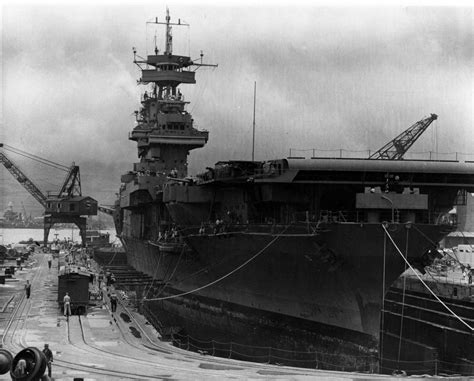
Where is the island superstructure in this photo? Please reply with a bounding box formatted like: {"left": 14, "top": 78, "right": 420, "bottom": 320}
{"left": 116, "top": 11, "right": 215, "bottom": 240}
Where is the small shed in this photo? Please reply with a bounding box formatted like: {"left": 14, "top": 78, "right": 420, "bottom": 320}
{"left": 58, "top": 266, "right": 91, "bottom": 315}
{"left": 443, "top": 231, "right": 474, "bottom": 249}
{"left": 453, "top": 244, "right": 474, "bottom": 267}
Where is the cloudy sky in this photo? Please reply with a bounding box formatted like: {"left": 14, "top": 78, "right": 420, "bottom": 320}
{"left": 0, "top": 2, "right": 472, "bottom": 217}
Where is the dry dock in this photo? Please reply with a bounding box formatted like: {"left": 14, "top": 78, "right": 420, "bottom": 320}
{"left": 0, "top": 250, "right": 471, "bottom": 380}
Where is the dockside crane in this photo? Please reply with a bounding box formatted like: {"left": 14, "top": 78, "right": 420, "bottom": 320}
{"left": 368, "top": 113, "right": 438, "bottom": 160}
{"left": 0, "top": 143, "right": 98, "bottom": 246}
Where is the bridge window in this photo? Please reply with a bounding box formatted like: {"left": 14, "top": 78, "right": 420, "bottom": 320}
{"left": 69, "top": 204, "right": 76, "bottom": 212}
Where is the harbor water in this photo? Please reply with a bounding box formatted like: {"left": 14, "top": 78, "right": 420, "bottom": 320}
{"left": 0, "top": 228, "right": 119, "bottom": 246}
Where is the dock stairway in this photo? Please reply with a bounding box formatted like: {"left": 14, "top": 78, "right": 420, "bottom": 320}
{"left": 102, "top": 265, "right": 160, "bottom": 288}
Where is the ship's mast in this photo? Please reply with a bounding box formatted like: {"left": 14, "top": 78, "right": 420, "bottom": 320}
{"left": 252, "top": 82, "right": 256, "bottom": 162}
{"left": 165, "top": 8, "right": 172, "bottom": 55}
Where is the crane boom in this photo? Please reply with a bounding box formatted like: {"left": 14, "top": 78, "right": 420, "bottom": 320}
{"left": 368, "top": 113, "right": 438, "bottom": 160}
{"left": 0, "top": 143, "right": 98, "bottom": 247}
{"left": 98, "top": 205, "right": 115, "bottom": 216}
{"left": 0, "top": 144, "right": 48, "bottom": 206}
{"left": 58, "top": 165, "right": 82, "bottom": 198}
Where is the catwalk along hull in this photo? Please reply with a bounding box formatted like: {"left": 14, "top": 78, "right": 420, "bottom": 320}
{"left": 121, "top": 221, "right": 448, "bottom": 369}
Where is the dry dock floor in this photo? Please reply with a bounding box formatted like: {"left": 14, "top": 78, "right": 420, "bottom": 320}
{"left": 0, "top": 251, "right": 471, "bottom": 380}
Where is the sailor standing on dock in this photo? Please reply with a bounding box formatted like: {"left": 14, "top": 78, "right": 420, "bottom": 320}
{"left": 24, "top": 280, "right": 31, "bottom": 299}
{"left": 110, "top": 291, "right": 118, "bottom": 312}
{"left": 47, "top": 254, "right": 53, "bottom": 270}
{"left": 42, "top": 343, "right": 54, "bottom": 378}
{"left": 63, "top": 292, "right": 72, "bottom": 317}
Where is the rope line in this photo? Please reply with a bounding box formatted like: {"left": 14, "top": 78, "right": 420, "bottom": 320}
{"left": 171, "top": 331, "right": 375, "bottom": 358}
{"left": 423, "top": 267, "right": 443, "bottom": 295}
{"left": 139, "top": 300, "right": 470, "bottom": 374}
{"left": 144, "top": 225, "right": 290, "bottom": 301}
{"left": 143, "top": 246, "right": 164, "bottom": 300}
{"left": 156, "top": 244, "right": 186, "bottom": 298}
{"left": 106, "top": 247, "right": 119, "bottom": 266}
{"left": 396, "top": 227, "right": 409, "bottom": 367}
{"left": 411, "top": 224, "right": 438, "bottom": 247}
{"left": 382, "top": 225, "right": 474, "bottom": 331}
{"left": 171, "top": 329, "right": 474, "bottom": 373}
{"left": 2, "top": 144, "right": 69, "bottom": 171}
{"left": 380, "top": 230, "right": 387, "bottom": 364}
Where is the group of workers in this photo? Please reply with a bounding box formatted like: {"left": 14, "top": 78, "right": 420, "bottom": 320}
{"left": 158, "top": 226, "right": 179, "bottom": 242}
{"left": 17, "top": 244, "right": 121, "bottom": 379}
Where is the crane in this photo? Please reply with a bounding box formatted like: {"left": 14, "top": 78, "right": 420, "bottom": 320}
{"left": 0, "top": 143, "right": 98, "bottom": 246}
{"left": 368, "top": 113, "right": 438, "bottom": 160}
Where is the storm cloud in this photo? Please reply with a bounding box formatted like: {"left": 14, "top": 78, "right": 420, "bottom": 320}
{"left": 1, "top": 5, "right": 472, "bottom": 217}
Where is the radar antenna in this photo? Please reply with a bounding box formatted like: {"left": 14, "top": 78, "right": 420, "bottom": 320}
{"left": 368, "top": 113, "right": 438, "bottom": 160}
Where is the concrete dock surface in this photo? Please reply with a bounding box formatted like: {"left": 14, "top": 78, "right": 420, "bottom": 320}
{"left": 0, "top": 250, "right": 472, "bottom": 381}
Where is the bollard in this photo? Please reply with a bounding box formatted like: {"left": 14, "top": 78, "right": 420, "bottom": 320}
{"left": 0, "top": 349, "right": 13, "bottom": 375}
{"left": 10, "top": 347, "right": 47, "bottom": 380}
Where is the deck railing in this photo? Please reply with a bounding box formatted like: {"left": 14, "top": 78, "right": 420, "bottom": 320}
{"left": 288, "top": 148, "right": 474, "bottom": 162}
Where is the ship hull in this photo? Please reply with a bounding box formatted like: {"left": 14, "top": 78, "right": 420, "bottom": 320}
{"left": 121, "top": 221, "right": 448, "bottom": 370}
{"left": 144, "top": 286, "right": 378, "bottom": 370}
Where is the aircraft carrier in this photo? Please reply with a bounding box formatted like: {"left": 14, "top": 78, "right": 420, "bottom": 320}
{"left": 113, "top": 10, "right": 474, "bottom": 372}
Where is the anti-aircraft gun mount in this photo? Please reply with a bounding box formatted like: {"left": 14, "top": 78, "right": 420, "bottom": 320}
{"left": 0, "top": 143, "right": 98, "bottom": 246}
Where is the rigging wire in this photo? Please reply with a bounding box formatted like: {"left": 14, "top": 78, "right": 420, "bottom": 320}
{"left": 161, "top": 244, "right": 185, "bottom": 290}
{"left": 396, "top": 227, "right": 409, "bottom": 368}
{"left": 413, "top": 223, "right": 468, "bottom": 271}
{"left": 380, "top": 227, "right": 387, "bottom": 366}
{"left": 149, "top": 241, "right": 186, "bottom": 299}
{"left": 423, "top": 267, "right": 445, "bottom": 297}
{"left": 3, "top": 144, "right": 69, "bottom": 170}
{"left": 2, "top": 144, "right": 69, "bottom": 171}
{"left": 145, "top": 225, "right": 291, "bottom": 301}
{"left": 382, "top": 224, "right": 474, "bottom": 332}
{"left": 106, "top": 247, "right": 119, "bottom": 267}
{"left": 143, "top": 246, "right": 164, "bottom": 300}
{"left": 161, "top": 234, "right": 255, "bottom": 288}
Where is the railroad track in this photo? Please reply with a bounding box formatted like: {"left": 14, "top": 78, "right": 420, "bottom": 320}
{"left": 1, "top": 250, "right": 370, "bottom": 380}
{"left": 0, "top": 253, "right": 251, "bottom": 379}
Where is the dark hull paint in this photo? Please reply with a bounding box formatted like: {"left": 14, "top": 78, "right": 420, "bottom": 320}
{"left": 121, "top": 221, "right": 448, "bottom": 369}
{"left": 381, "top": 282, "right": 474, "bottom": 375}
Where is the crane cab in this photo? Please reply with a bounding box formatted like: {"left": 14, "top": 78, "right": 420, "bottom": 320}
{"left": 45, "top": 196, "right": 98, "bottom": 216}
